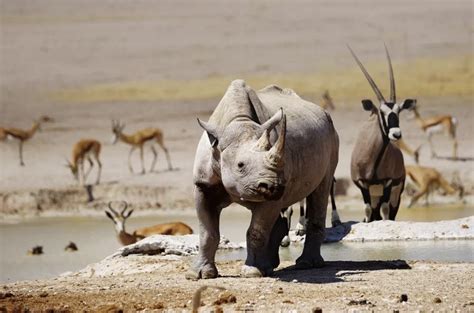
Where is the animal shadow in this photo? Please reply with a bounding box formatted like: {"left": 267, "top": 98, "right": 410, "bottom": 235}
{"left": 324, "top": 221, "right": 359, "bottom": 243}
{"left": 274, "top": 260, "right": 411, "bottom": 284}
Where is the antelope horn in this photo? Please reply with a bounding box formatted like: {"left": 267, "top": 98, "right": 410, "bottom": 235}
{"left": 347, "top": 45, "right": 386, "bottom": 103}
{"left": 266, "top": 113, "right": 286, "bottom": 168}
{"left": 384, "top": 42, "right": 396, "bottom": 103}
{"left": 107, "top": 201, "right": 119, "bottom": 217}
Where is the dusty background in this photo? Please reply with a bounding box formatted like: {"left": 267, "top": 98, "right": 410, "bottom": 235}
{"left": 0, "top": 0, "right": 473, "bottom": 311}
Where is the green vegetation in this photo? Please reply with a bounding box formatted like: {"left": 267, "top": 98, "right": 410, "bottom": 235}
{"left": 52, "top": 55, "right": 473, "bottom": 105}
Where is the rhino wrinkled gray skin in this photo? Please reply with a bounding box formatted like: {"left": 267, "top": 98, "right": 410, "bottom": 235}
{"left": 190, "top": 79, "right": 339, "bottom": 279}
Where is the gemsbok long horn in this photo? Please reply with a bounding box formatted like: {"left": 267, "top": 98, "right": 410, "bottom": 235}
{"left": 347, "top": 45, "right": 386, "bottom": 103}
{"left": 384, "top": 42, "right": 396, "bottom": 103}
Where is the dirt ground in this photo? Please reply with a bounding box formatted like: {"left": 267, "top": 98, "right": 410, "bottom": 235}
{"left": 1, "top": 0, "right": 473, "bottom": 311}
{"left": 1, "top": 257, "right": 473, "bottom": 312}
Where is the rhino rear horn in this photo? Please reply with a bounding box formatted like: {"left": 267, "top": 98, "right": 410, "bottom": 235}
{"left": 266, "top": 112, "right": 286, "bottom": 168}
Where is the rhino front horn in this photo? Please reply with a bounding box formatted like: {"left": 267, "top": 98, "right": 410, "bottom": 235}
{"left": 266, "top": 112, "right": 286, "bottom": 168}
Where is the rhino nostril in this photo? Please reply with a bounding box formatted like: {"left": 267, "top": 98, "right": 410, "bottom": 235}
{"left": 258, "top": 182, "right": 269, "bottom": 192}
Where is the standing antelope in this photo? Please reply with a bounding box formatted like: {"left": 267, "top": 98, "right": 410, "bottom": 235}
{"left": 349, "top": 45, "right": 415, "bottom": 222}
{"left": 0, "top": 120, "right": 42, "bottom": 166}
{"left": 65, "top": 139, "right": 102, "bottom": 185}
{"left": 320, "top": 90, "right": 335, "bottom": 110}
{"left": 405, "top": 165, "right": 462, "bottom": 207}
{"left": 395, "top": 139, "right": 420, "bottom": 164}
{"left": 111, "top": 120, "right": 173, "bottom": 174}
{"left": 411, "top": 106, "right": 458, "bottom": 159}
{"left": 105, "top": 201, "right": 193, "bottom": 246}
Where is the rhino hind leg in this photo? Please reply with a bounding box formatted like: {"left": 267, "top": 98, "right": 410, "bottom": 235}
{"left": 295, "top": 175, "right": 332, "bottom": 269}
{"left": 242, "top": 207, "right": 281, "bottom": 277}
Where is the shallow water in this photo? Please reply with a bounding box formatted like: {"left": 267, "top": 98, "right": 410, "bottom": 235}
{"left": 1, "top": 206, "right": 473, "bottom": 283}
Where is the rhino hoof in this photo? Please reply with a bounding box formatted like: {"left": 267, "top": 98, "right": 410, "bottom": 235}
{"left": 240, "top": 265, "right": 264, "bottom": 278}
{"left": 295, "top": 257, "right": 325, "bottom": 269}
{"left": 185, "top": 263, "right": 218, "bottom": 280}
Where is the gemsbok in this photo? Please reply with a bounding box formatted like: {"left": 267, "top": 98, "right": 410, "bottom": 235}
{"left": 349, "top": 45, "right": 415, "bottom": 222}
{"left": 411, "top": 106, "right": 458, "bottom": 159}
{"left": 405, "top": 165, "right": 463, "bottom": 207}
{"left": 111, "top": 120, "right": 173, "bottom": 174}
{"left": 65, "top": 139, "right": 102, "bottom": 185}
{"left": 0, "top": 120, "right": 42, "bottom": 166}
{"left": 105, "top": 201, "right": 194, "bottom": 246}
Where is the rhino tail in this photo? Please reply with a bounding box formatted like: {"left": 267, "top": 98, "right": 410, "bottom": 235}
{"left": 330, "top": 177, "right": 341, "bottom": 227}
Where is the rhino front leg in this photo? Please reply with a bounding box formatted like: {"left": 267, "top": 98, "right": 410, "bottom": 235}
{"left": 242, "top": 207, "right": 281, "bottom": 278}
{"left": 187, "top": 184, "right": 228, "bottom": 280}
{"left": 296, "top": 175, "right": 331, "bottom": 269}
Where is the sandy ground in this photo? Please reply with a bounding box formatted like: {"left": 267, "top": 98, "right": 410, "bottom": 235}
{"left": 1, "top": 257, "right": 473, "bottom": 312}
{"left": 1, "top": 0, "right": 473, "bottom": 311}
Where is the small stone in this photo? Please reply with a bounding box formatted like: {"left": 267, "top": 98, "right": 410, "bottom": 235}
{"left": 312, "top": 307, "right": 323, "bottom": 313}
{"left": 433, "top": 297, "right": 442, "bottom": 303}
{"left": 39, "top": 291, "right": 48, "bottom": 297}
{"left": 291, "top": 279, "right": 298, "bottom": 283}
{"left": 399, "top": 294, "right": 408, "bottom": 302}
{"left": 0, "top": 292, "right": 13, "bottom": 299}
{"left": 282, "top": 300, "right": 294, "bottom": 304}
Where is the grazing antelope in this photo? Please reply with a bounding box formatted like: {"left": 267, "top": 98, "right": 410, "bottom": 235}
{"left": 411, "top": 106, "right": 458, "bottom": 159}
{"left": 111, "top": 120, "right": 173, "bottom": 174}
{"left": 320, "top": 90, "right": 335, "bottom": 110}
{"left": 405, "top": 165, "right": 462, "bottom": 207}
{"left": 0, "top": 120, "right": 41, "bottom": 166}
{"left": 349, "top": 45, "right": 415, "bottom": 222}
{"left": 105, "top": 201, "right": 193, "bottom": 246}
{"left": 395, "top": 139, "right": 420, "bottom": 164}
{"left": 65, "top": 139, "right": 102, "bottom": 185}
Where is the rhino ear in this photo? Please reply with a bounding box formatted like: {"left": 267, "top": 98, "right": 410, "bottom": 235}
{"left": 197, "top": 118, "right": 219, "bottom": 147}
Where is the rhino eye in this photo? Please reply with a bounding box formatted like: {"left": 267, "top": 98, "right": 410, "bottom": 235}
{"left": 237, "top": 162, "right": 245, "bottom": 169}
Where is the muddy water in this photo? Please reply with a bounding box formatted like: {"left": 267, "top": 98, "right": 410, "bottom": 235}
{"left": 1, "top": 206, "right": 473, "bottom": 283}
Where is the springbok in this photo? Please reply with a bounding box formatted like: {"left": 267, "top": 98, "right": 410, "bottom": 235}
{"left": 395, "top": 139, "right": 420, "bottom": 164}
{"left": 65, "top": 139, "right": 102, "bottom": 185}
{"left": 111, "top": 120, "right": 173, "bottom": 174}
{"left": 349, "top": 45, "right": 415, "bottom": 222}
{"left": 0, "top": 120, "right": 41, "bottom": 166}
{"left": 411, "top": 106, "right": 458, "bottom": 159}
{"left": 105, "top": 201, "right": 193, "bottom": 246}
{"left": 320, "top": 90, "right": 335, "bottom": 111}
{"left": 405, "top": 165, "right": 462, "bottom": 207}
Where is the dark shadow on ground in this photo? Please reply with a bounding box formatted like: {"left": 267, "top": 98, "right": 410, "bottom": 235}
{"left": 274, "top": 260, "right": 411, "bottom": 284}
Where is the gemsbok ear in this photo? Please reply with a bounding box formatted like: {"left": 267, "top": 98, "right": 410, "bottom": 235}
{"left": 400, "top": 99, "right": 416, "bottom": 111}
{"left": 361, "top": 99, "right": 376, "bottom": 112}
{"left": 197, "top": 118, "right": 220, "bottom": 148}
